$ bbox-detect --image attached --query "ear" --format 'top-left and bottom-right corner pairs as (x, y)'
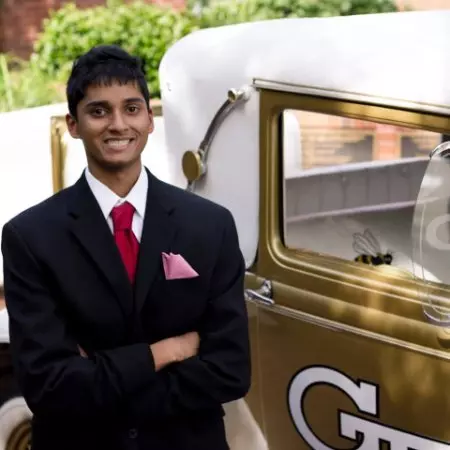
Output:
(148, 106), (154, 135)
(66, 113), (80, 139)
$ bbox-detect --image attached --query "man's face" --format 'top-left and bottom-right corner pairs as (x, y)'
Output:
(66, 81), (153, 173)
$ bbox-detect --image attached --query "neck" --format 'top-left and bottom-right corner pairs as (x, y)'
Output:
(88, 161), (142, 198)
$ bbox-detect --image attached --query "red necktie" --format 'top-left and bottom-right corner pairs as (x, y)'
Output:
(111, 202), (140, 283)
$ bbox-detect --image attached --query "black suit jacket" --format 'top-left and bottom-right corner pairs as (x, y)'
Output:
(1, 168), (250, 450)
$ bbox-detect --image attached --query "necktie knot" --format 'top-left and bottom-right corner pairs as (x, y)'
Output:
(111, 202), (135, 232)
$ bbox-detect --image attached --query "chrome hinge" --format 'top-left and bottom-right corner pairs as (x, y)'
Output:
(245, 280), (274, 306)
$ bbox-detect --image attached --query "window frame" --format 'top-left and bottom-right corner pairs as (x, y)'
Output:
(257, 88), (450, 314)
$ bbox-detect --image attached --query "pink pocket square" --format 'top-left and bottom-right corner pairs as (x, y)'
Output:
(162, 252), (199, 280)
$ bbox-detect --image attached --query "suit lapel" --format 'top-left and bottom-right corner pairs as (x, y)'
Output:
(134, 169), (177, 313)
(67, 175), (134, 318)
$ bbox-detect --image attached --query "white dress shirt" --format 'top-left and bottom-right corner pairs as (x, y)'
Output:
(84, 166), (148, 242)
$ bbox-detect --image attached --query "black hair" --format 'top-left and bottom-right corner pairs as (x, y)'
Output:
(66, 44), (150, 119)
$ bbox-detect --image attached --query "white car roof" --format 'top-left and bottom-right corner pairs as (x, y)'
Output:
(161, 10), (450, 114)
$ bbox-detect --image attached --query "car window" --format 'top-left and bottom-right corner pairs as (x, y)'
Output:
(282, 108), (443, 278)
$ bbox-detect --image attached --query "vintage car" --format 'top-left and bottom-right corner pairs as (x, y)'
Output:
(2, 8), (450, 450)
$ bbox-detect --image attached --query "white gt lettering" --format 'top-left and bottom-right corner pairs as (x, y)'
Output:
(288, 366), (450, 449)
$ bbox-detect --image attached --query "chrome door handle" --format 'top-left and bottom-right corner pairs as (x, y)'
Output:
(245, 280), (274, 306)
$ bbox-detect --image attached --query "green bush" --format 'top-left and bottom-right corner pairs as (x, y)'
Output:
(194, 0), (398, 28)
(0, 54), (64, 113)
(32, 1), (197, 98)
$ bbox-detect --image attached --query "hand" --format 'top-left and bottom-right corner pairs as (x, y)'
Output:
(150, 331), (200, 371)
(173, 331), (200, 362)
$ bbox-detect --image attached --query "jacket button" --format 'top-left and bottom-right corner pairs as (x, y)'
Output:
(128, 428), (138, 439)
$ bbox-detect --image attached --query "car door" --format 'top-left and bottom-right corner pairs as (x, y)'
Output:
(247, 88), (450, 450)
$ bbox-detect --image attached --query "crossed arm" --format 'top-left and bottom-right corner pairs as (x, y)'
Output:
(1, 210), (250, 421)
(78, 331), (200, 372)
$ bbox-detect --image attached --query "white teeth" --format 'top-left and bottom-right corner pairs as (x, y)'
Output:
(106, 139), (131, 149)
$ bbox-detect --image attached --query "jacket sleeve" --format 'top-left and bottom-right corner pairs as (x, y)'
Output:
(129, 208), (251, 421)
(1, 221), (157, 421)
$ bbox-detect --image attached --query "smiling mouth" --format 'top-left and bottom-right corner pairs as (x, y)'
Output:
(104, 138), (135, 150)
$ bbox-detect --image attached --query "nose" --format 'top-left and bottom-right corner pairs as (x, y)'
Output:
(108, 111), (129, 132)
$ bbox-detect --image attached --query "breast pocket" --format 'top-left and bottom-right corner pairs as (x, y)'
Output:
(163, 275), (206, 310)
(146, 272), (209, 336)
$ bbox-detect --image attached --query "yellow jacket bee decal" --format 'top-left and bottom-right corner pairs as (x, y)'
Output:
(353, 229), (393, 266)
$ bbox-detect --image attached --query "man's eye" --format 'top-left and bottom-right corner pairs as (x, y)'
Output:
(128, 105), (139, 113)
(91, 108), (106, 116)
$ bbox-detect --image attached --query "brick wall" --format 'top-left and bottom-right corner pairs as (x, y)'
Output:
(0, 0), (185, 59)
(291, 110), (442, 169)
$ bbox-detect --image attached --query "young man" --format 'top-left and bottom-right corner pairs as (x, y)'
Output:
(1, 45), (250, 450)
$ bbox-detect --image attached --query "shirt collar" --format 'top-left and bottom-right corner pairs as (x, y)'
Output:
(84, 165), (148, 220)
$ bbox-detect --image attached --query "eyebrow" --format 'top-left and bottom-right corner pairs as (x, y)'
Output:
(84, 98), (146, 109)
